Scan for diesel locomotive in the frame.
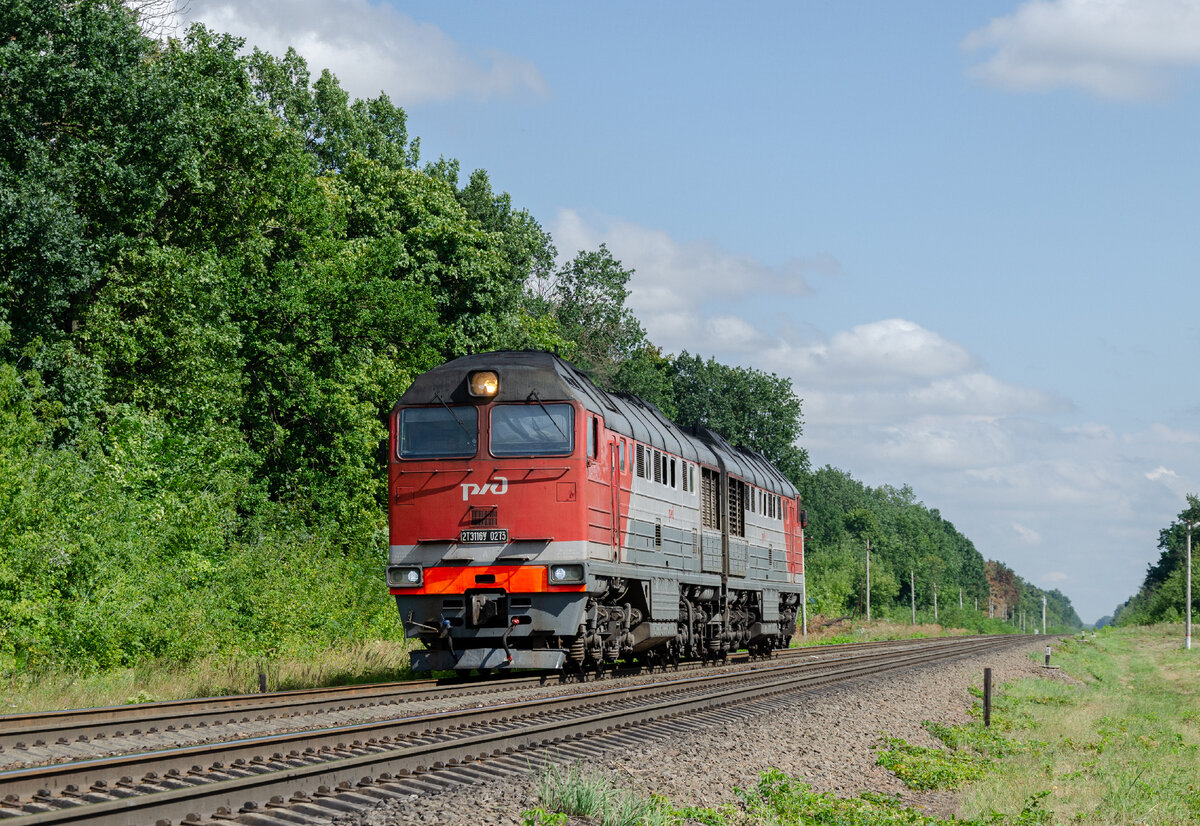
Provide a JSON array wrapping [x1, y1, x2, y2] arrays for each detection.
[[386, 351, 806, 672]]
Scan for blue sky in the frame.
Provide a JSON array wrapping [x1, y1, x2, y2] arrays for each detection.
[[180, 0, 1200, 623]]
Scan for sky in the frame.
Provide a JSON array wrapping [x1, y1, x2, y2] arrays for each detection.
[[176, 0, 1200, 624]]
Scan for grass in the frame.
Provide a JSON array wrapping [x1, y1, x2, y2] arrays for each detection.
[[525, 626, 1200, 825], [875, 735, 987, 791], [0, 639, 417, 713], [524, 764, 1057, 825], [795, 618, 952, 646], [958, 625, 1200, 824], [3, 615, 999, 713], [524, 763, 731, 826]]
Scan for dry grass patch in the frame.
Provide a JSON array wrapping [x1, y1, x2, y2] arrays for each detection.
[[1, 639, 416, 713]]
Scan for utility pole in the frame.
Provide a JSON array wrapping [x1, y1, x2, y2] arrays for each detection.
[[933, 582, 938, 622], [1042, 595, 1046, 636], [959, 587, 963, 610], [910, 570, 916, 625], [865, 539, 871, 623], [1185, 520, 1197, 650]]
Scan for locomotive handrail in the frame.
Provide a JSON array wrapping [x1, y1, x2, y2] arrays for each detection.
[[415, 537, 555, 543], [488, 465, 571, 478]]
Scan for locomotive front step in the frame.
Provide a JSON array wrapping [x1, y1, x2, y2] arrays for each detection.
[[411, 648, 568, 671]]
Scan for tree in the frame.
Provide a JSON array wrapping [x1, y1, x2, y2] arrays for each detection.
[[546, 244, 647, 385], [612, 344, 678, 420], [1114, 494, 1199, 626], [670, 352, 809, 481]]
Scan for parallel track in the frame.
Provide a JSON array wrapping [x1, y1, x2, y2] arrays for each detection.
[[0, 636, 962, 757], [0, 635, 1038, 825]]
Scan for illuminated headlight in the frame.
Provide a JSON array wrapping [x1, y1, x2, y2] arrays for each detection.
[[468, 370, 500, 398], [549, 564, 585, 584], [387, 566, 423, 587]]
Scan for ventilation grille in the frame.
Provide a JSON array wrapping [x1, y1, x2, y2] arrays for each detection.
[[471, 507, 498, 526]]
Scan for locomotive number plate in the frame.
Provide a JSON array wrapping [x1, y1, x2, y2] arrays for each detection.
[[460, 529, 509, 543]]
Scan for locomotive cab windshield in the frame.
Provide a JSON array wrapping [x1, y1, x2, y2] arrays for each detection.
[[490, 403, 574, 456], [397, 406, 478, 458]]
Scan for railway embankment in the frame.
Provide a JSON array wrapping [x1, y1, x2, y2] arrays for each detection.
[[336, 637, 1052, 825], [0, 636, 1037, 824]]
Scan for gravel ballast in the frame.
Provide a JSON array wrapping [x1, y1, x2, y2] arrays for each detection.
[[342, 638, 1053, 825]]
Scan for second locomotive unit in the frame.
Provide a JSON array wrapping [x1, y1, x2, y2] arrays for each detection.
[[386, 351, 806, 672]]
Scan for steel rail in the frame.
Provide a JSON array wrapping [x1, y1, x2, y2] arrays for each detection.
[[0, 635, 1033, 825], [0, 635, 988, 757]]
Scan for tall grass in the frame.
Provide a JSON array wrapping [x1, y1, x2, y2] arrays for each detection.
[[1, 639, 416, 713]]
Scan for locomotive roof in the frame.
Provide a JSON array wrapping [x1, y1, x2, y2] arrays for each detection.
[[396, 350, 798, 498]]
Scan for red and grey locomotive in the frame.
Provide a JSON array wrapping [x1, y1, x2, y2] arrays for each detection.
[[386, 350, 806, 672]]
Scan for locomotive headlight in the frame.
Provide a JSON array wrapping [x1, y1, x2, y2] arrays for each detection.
[[468, 370, 500, 398], [549, 564, 585, 584], [387, 565, 423, 587]]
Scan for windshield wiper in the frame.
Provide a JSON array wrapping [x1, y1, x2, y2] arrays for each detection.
[[434, 392, 475, 443], [528, 390, 569, 440]]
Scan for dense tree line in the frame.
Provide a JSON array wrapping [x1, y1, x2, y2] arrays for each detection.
[[0, 1, 575, 669], [0, 1, 1078, 673], [789, 467, 1079, 631], [1112, 495, 1199, 626]]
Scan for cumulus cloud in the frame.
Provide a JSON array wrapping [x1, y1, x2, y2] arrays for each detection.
[[963, 0, 1200, 99], [544, 208, 1200, 622], [551, 209, 832, 348], [1146, 465, 1179, 481], [1013, 522, 1044, 544], [788, 320, 977, 385], [181, 0, 547, 103]]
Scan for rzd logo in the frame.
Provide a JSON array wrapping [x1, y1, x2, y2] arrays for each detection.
[[461, 477, 508, 501]]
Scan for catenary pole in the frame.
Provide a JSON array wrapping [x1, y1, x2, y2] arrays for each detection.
[[1185, 520, 1197, 651], [865, 539, 871, 623]]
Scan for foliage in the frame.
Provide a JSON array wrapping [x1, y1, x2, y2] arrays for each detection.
[[736, 768, 959, 825], [0, 0, 1076, 677], [0, 2, 541, 671], [797, 466, 1081, 629], [799, 467, 988, 621], [667, 351, 809, 479], [1112, 494, 1199, 626], [527, 763, 732, 826], [875, 736, 987, 790]]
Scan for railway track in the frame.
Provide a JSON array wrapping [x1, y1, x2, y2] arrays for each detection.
[[0, 635, 978, 763], [0, 635, 1036, 825]]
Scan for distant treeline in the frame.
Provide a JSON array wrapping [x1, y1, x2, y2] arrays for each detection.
[[0, 1, 1079, 673], [795, 468, 1080, 631], [1111, 496, 1199, 627]]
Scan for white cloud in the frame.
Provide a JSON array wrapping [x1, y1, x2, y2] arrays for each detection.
[[546, 209, 1200, 623], [182, 0, 547, 103], [791, 320, 976, 385], [1145, 465, 1179, 481], [1013, 522, 1044, 544], [551, 209, 832, 352], [963, 0, 1200, 99]]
